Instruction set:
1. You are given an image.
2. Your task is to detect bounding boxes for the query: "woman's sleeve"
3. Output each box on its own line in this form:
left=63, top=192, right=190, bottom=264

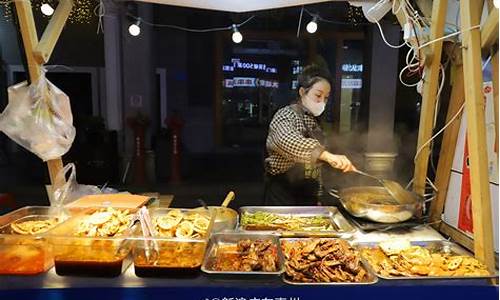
left=267, top=109, right=325, bottom=164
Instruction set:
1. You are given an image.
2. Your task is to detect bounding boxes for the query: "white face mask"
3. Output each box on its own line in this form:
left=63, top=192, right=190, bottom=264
left=302, top=95, right=326, bottom=116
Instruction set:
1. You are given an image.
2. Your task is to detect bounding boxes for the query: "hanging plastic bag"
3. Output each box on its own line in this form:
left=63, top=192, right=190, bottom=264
left=0, top=72, right=75, bottom=161
left=52, top=163, right=101, bottom=207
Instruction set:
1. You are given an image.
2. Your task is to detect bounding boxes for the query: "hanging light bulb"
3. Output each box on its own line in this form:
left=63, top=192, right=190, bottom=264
left=306, top=16, right=318, bottom=34
left=231, top=24, right=243, bottom=44
left=128, top=19, right=141, bottom=36
left=40, top=3, right=54, bottom=16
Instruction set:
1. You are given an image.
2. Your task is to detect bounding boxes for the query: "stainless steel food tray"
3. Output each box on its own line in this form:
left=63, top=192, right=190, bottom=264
left=356, top=240, right=498, bottom=280
left=237, top=206, right=356, bottom=238
left=280, top=238, right=378, bottom=285
left=201, top=232, right=285, bottom=277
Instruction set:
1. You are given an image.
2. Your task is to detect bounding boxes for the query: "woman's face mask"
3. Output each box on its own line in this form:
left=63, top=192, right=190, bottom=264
left=300, top=80, right=331, bottom=117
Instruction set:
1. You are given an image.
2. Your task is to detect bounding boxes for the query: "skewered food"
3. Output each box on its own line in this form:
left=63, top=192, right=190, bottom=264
left=212, top=239, right=279, bottom=272
left=241, top=211, right=336, bottom=231
left=75, top=207, right=134, bottom=237
left=360, top=240, right=491, bottom=277
left=281, top=239, right=369, bottom=283
left=10, top=218, right=61, bottom=235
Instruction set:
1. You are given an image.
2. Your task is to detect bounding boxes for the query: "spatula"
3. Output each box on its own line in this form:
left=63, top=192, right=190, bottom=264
left=354, top=170, right=415, bottom=204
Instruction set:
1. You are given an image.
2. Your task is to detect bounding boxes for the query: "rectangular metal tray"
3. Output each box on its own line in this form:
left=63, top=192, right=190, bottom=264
left=131, top=208, right=214, bottom=277
left=280, top=238, right=378, bottom=285
left=238, top=206, right=356, bottom=238
left=356, top=240, right=498, bottom=280
left=201, top=232, right=284, bottom=277
left=0, top=206, right=71, bottom=275
left=48, top=207, right=138, bottom=277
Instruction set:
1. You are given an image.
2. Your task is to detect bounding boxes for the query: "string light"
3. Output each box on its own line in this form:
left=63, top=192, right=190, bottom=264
left=40, top=3, right=54, bottom=16
left=231, top=24, right=243, bottom=43
left=306, top=16, right=318, bottom=33
left=128, top=19, right=141, bottom=36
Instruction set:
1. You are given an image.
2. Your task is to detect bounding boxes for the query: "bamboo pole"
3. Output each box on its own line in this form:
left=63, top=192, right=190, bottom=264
left=459, top=0, right=495, bottom=272
left=412, top=0, right=448, bottom=196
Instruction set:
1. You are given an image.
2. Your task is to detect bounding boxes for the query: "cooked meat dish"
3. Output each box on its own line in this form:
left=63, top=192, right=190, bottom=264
left=213, top=239, right=279, bottom=272
left=281, top=239, right=369, bottom=283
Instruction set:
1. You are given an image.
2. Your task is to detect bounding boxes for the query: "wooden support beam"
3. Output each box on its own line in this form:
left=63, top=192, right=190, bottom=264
left=15, top=1, right=66, bottom=188
left=429, top=64, right=465, bottom=226
left=481, top=8, right=499, bottom=51
left=459, top=0, right=495, bottom=272
left=34, top=0, right=74, bottom=64
left=14, top=1, right=41, bottom=80
left=412, top=0, right=448, bottom=196
left=492, top=51, right=499, bottom=161
left=439, top=222, right=474, bottom=252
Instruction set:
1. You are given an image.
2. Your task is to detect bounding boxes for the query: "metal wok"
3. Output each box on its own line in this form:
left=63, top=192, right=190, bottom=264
left=329, top=186, right=423, bottom=223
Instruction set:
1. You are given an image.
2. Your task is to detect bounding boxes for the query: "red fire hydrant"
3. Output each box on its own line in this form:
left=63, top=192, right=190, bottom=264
left=165, top=113, right=184, bottom=184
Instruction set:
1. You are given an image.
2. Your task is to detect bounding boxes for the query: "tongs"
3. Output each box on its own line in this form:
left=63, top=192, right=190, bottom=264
left=353, top=169, right=416, bottom=205
left=137, top=206, right=159, bottom=262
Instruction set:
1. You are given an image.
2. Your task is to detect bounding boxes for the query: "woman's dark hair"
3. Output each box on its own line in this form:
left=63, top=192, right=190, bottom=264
left=297, top=64, right=333, bottom=94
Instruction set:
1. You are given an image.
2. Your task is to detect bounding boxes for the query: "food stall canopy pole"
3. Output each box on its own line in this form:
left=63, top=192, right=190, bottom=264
left=459, top=0, right=495, bottom=273
left=134, top=0, right=335, bottom=12
left=412, top=0, right=448, bottom=196
left=14, top=0, right=75, bottom=188
left=431, top=3, right=499, bottom=255
left=429, top=56, right=465, bottom=227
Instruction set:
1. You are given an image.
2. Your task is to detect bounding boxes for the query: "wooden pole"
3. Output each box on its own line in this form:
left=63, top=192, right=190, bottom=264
left=486, top=0, right=498, bottom=163
left=429, top=62, right=465, bottom=225
left=480, top=8, right=499, bottom=51
left=412, top=0, right=448, bottom=196
left=34, top=0, right=74, bottom=64
left=459, top=0, right=495, bottom=272
left=14, top=1, right=42, bottom=80
left=15, top=1, right=74, bottom=188
left=491, top=52, right=498, bottom=161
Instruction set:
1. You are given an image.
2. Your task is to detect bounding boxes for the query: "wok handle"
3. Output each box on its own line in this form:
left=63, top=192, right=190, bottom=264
left=328, top=189, right=339, bottom=199
left=221, top=191, right=235, bottom=207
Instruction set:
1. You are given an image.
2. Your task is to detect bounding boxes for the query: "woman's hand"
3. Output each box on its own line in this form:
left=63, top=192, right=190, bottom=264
left=319, top=151, right=357, bottom=172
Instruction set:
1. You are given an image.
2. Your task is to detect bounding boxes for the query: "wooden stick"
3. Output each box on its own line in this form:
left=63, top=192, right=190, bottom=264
left=439, top=222, right=474, bottom=252
left=34, top=0, right=74, bottom=64
left=429, top=63, right=465, bottom=226
left=480, top=9, right=499, bottom=51
left=15, top=1, right=65, bottom=187
left=459, top=0, right=495, bottom=273
left=491, top=51, right=499, bottom=161
left=412, top=0, right=448, bottom=196
left=14, top=1, right=41, bottom=80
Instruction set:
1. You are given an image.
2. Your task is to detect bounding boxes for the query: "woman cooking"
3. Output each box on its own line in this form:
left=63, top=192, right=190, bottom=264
left=264, top=64, right=356, bottom=206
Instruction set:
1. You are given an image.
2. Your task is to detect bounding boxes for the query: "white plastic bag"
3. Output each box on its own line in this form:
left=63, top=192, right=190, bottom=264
left=0, top=73, right=75, bottom=161
left=52, top=163, right=102, bottom=207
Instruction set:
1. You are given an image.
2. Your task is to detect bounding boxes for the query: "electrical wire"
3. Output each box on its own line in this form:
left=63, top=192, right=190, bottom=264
left=126, top=14, right=255, bottom=33
left=303, top=8, right=371, bottom=26
left=375, top=20, right=407, bottom=49
left=417, top=25, right=481, bottom=50
left=296, top=6, right=304, bottom=38
left=413, top=55, right=492, bottom=163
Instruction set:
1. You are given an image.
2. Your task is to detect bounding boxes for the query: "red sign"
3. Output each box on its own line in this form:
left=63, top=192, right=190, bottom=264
left=458, top=137, right=473, bottom=233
